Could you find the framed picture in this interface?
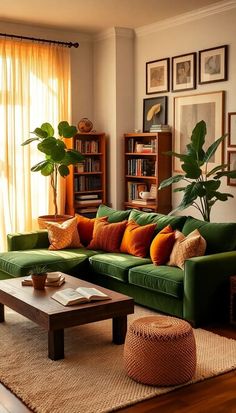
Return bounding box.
[173,91,224,172]
[199,45,228,84]
[227,151,236,186]
[143,96,167,132]
[228,112,236,148]
[146,58,169,94]
[172,52,196,92]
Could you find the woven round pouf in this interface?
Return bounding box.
[124,315,196,386]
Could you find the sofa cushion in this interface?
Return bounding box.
[89,253,151,283]
[150,225,176,265]
[96,204,131,223]
[129,210,187,234]
[45,217,82,250]
[0,248,99,278]
[120,220,156,258]
[87,219,127,252]
[182,217,236,254]
[128,264,184,299]
[168,229,206,269]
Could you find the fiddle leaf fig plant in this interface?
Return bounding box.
[22,121,84,216]
[159,120,236,222]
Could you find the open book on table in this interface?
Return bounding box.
[51,287,111,306]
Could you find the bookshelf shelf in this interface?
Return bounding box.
[66,132,106,217]
[124,132,172,214]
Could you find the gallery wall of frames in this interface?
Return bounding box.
[143,44,236,185]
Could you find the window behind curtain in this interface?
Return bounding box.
[0,39,71,251]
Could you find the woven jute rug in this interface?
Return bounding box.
[1,306,236,413]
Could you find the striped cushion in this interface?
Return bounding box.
[87,220,128,252]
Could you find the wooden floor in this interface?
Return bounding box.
[1,324,236,413]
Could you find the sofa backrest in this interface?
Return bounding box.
[128,210,187,234]
[182,216,236,254]
[96,204,131,222]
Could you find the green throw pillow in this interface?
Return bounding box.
[96,204,131,223]
[129,210,187,234]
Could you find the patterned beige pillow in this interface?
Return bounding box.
[168,229,206,269]
[45,217,82,250]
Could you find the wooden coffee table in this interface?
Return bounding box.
[0,274,134,360]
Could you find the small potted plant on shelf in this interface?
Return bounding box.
[22,121,84,228]
[29,265,48,290]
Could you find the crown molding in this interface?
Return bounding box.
[135,0,236,36]
[93,27,134,42]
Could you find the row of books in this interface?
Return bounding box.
[127,182,147,202]
[75,194,101,205]
[75,140,99,153]
[76,159,101,173]
[127,159,156,176]
[74,176,101,191]
[149,124,171,132]
[127,138,156,153]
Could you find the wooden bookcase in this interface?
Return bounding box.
[124,132,172,214]
[66,132,106,217]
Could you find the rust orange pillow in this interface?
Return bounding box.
[120,220,156,258]
[150,225,176,265]
[76,215,107,246]
[87,219,127,252]
[45,217,82,250]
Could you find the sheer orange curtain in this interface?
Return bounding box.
[0,39,71,250]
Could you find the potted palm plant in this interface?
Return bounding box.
[159,120,236,222]
[29,264,48,290]
[22,121,84,228]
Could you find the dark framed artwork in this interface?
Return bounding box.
[199,45,228,84]
[143,96,167,132]
[146,58,169,94]
[174,91,224,172]
[227,151,236,186]
[228,112,236,148]
[172,52,196,92]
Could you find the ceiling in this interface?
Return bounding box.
[0,0,222,34]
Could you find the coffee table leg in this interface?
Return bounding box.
[112,315,127,344]
[48,329,64,360]
[0,304,4,322]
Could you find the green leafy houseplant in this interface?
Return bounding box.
[159,120,236,222]
[29,264,48,290]
[22,121,83,216]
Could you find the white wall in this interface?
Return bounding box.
[0,20,94,125]
[134,5,236,222]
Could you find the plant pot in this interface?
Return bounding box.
[38,215,74,229]
[31,274,47,290]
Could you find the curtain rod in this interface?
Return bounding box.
[0,32,79,48]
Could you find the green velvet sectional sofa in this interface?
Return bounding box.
[1,204,236,327]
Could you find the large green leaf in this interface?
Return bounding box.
[203,134,227,163]
[203,180,221,192]
[37,137,57,155]
[58,164,70,177]
[181,183,199,206]
[31,128,48,139]
[206,164,228,177]
[41,162,54,176]
[31,161,49,172]
[158,174,184,190]
[213,191,234,201]
[215,169,236,179]
[21,137,40,146]
[50,140,66,162]
[190,120,206,158]
[186,143,205,162]
[62,125,77,138]
[58,121,69,136]
[41,122,54,137]
[61,150,84,165]
[181,159,202,179]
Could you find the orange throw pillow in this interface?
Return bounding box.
[45,217,82,250]
[120,220,156,258]
[76,215,107,246]
[87,219,128,252]
[150,225,176,265]
[168,229,206,269]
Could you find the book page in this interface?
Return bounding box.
[76,287,109,300]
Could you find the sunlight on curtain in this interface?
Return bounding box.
[0,39,71,250]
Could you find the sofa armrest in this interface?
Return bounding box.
[7,230,49,251]
[183,251,236,326]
